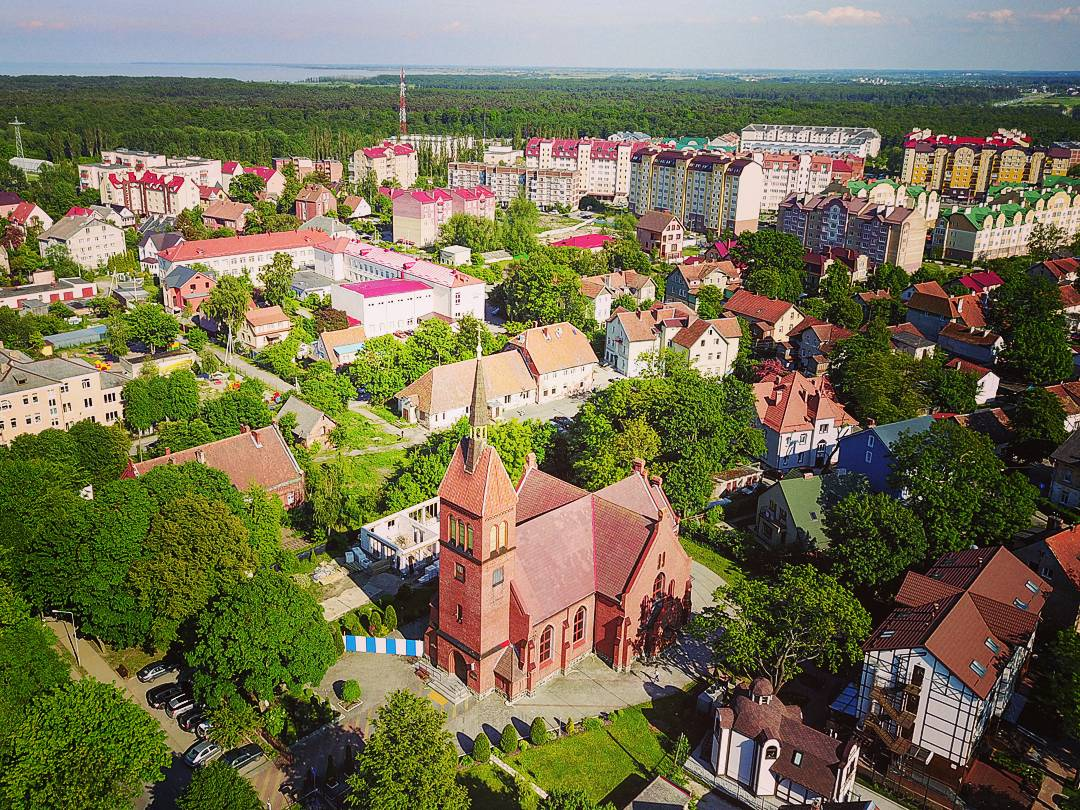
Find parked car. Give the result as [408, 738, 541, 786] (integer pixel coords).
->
[177, 710, 205, 732]
[183, 740, 222, 768]
[146, 683, 185, 710]
[166, 693, 196, 718]
[223, 744, 263, 772]
[195, 719, 214, 741]
[136, 662, 176, 683]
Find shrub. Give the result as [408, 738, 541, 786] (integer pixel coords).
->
[262, 706, 286, 737]
[340, 611, 363, 636]
[383, 604, 398, 634]
[472, 732, 491, 763]
[583, 717, 603, 732]
[500, 723, 519, 754]
[530, 716, 549, 746]
[341, 680, 361, 704]
[564, 717, 576, 736]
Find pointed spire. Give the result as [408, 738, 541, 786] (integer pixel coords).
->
[465, 339, 490, 472]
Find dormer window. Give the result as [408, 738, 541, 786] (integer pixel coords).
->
[792, 751, 803, 767]
[970, 660, 987, 677]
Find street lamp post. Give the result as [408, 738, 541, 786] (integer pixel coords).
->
[50, 609, 80, 667]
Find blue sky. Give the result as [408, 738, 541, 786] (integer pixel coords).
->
[3, 1, 1080, 71]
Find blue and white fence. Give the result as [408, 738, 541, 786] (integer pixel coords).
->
[343, 635, 424, 657]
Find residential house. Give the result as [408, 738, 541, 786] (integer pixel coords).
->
[313, 238, 486, 322]
[888, 323, 937, 360]
[138, 231, 184, 266]
[704, 238, 739, 261]
[1060, 284, 1080, 331]
[755, 473, 861, 550]
[803, 247, 868, 294]
[936, 324, 1004, 365]
[1015, 525, 1080, 629]
[1030, 257, 1079, 285]
[636, 210, 684, 261]
[784, 318, 853, 376]
[856, 547, 1049, 793]
[955, 270, 1004, 303]
[124, 424, 305, 508]
[1048, 431, 1080, 510]
[201, 200, 252, 232]
[579, 277, 614, 325]
[330, 279, 434, 337]
[290, 270, 335, 300]
[1046, 381, 1080, 432]
[710, 677, 860, 805]
[396, 351, 536, 429]
[439, 245, 471, 267]
[604, 302, 696, 378]
[944, 357, 999, 404]
[904, 281, 986, 340]
[855, 290, 893, 322]
[944, 408, 1013, 452]
[294, 184, 335, 221]
[664, 261, 738, 308]
[349, 141, 418, 187]
[508, 323, 599, 403]
[198, 184, 227, 206]
[237, 306, 292, 352]
[667, 317, 742, 377]
[221, 163, 285, 198]
[423, 374, 692, 697]
[583, 270, 657, 306]
[299, 215, 353, 238]
[549, 233, 614, 252]
[162, 266, 215, 315]
[722, 290, 804, 347]
[272, 156, 344, 184]
[0, 348, 125, 443]
[752, 370, 857, 470]
[157, 230, 332, 282]
[340, 194, 372, 219]
[316, 324, 367, 369]
[1, 197, 53, 232]
[0, 271, 97, 311]
[274, 396, 337, 449]
[836, 416, 935, 495]
[38, 215, 127, 271]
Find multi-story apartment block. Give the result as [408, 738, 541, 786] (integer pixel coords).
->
[157, 230, 333, 281]
[313, 238, 486, 322]
[753, 152, 864, 212]
[739, 124, 882, 158]
[38, 215, 127, 271]
[271, 156, 344, 184]
[856, 547, 1048, 793]
[386, 186, 496, 247]
[1048, 141, 1080, 176]
[901, 129, 1051, 198]
[524, 138, 649, 204]
[778, 193, 927, 273]
[79, 150, 221, 193]
[932, 185, 1080, 261]
[629, 150, 763, 235]
[0, 349, 125, 443]
[99, 171, 201, 219]
[847, 178, 941, 225]
[349, 141, 418, 187]
[446, 162, 578, 209]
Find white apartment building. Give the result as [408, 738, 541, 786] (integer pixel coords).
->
[739, 124, 882, 158]
[98, 171, 201, 219]
[79, 149, 222, 192]
[349, 141, 418, 187]
[524, 138, 648, 204]
[629, 150, 763, 235]
[313, 238, 486, 322]
[447, 162, 579, 209]
[156, 230, 333, 282]
[754, 152, 837, 212]
[848, 178, 942, 224]
[329, 279, 435, 337]
[0, 349, 126, 443]
[38, 215, 127, 271]
[855, 547, 1048, 792]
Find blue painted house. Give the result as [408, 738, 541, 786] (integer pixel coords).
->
[836, 415, 935, 495]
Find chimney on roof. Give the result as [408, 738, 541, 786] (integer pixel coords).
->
[650, 474, 663, 488]
[240, 424, 250, 434]
[164, 447, 171, 457]
[631, 459, 647, 476]
[525, 452, 537, 470]
[195, 450, 205, 464]
[251, 430, 263, 449]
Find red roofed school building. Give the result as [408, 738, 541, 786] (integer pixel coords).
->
[123, 424, 305, 508]
[709, 677, 861, 805]
[854, 547, 1049, 794]
[424, 356, 692, 698]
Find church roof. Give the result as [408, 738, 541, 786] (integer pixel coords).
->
[438, 442, 517, 518]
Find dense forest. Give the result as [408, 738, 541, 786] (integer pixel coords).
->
[2, 74, 1080, 167]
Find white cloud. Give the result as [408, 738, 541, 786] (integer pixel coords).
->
[15, 19, 69, 30]
[784, 5, 886, 25]
[441, 20, 468, 33]
[1031, 6, 1080, 21]
[966, 8, 1017, 23]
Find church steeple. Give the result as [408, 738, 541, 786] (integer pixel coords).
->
[465, 340, 490, 472]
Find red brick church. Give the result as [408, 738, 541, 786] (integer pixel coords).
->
[424, 354, 693, 699]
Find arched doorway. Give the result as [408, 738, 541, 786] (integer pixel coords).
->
[452, 651, 469, 685]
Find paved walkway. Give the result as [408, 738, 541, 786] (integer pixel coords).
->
[347, 402, 427, 446]
[208, 344, 295, 391]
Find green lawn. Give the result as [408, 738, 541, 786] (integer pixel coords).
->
[680, 535, 744, 588]
[331, 411, 397, 451]
[508, 691, 699, 807]
[341, 449, 406, 492]
[1015, 94, 1080, 108]
[366, 403, 408, 428]
[458, 762, 521, 810]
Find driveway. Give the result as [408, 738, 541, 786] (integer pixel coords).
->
[207, 345, 294, 392]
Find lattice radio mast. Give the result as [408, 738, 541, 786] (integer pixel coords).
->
[399, 68, 408, 136]
[9, 118, 25, 159]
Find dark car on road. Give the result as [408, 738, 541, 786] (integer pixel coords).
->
[223, 743, 263, 772]
[146, 683, 184, 710]
[165, 692, 196, 718]
[136, 662, 176, 683]
[177, 710, 205, 732]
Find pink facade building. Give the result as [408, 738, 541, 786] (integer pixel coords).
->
[387, 186, 496, 247]
[100, 171, 200, 218]
[221, 162, 286, 198]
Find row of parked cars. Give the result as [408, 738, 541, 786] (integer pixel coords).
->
[138, 662, 263, 772]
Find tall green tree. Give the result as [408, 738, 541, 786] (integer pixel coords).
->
[177, 760, 262, 810]
[228, 172, 266, 205]
[1011, 387, 1067, 461]
[124, 303, 180, 351]
[500, 195, 539, 256]
[824, 492, 929, 590]
[690, 564, 871, 689]
[1041, 629, 1080, 740]
[258, 252, 296, 307]
[500, 253, 593, 330]
[1027, 221, 1068, 262]
[347, 690, 468, 810]
[989, 275, 1072, 385]
[1, 679, 170, 810]
[187, 571, 337, 707]
[203, 275, 253, 363]
[66, 419, 131, 487]
[695, 284, 724, 319]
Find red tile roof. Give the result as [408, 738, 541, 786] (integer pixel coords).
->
[944, 357, 991, 377]
[958, 271, 1003, 294]
[159, 230, 331, 263]
[723, 290, 797, 325]
[753, 370, 856, 433]
[1043, 526, 1080, 590]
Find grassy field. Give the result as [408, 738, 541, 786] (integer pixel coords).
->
[331, 411, 397, 451]
[341, 449, 406, 492]
[99, 643, 158, 678]
[508, 690, 699, 807]
[1015, 94, 1080, 108]
[458, 762, 521, 810]
[679, 535, 744, 588]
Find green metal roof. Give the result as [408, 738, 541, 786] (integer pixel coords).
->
[773, 474, 862, 550]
